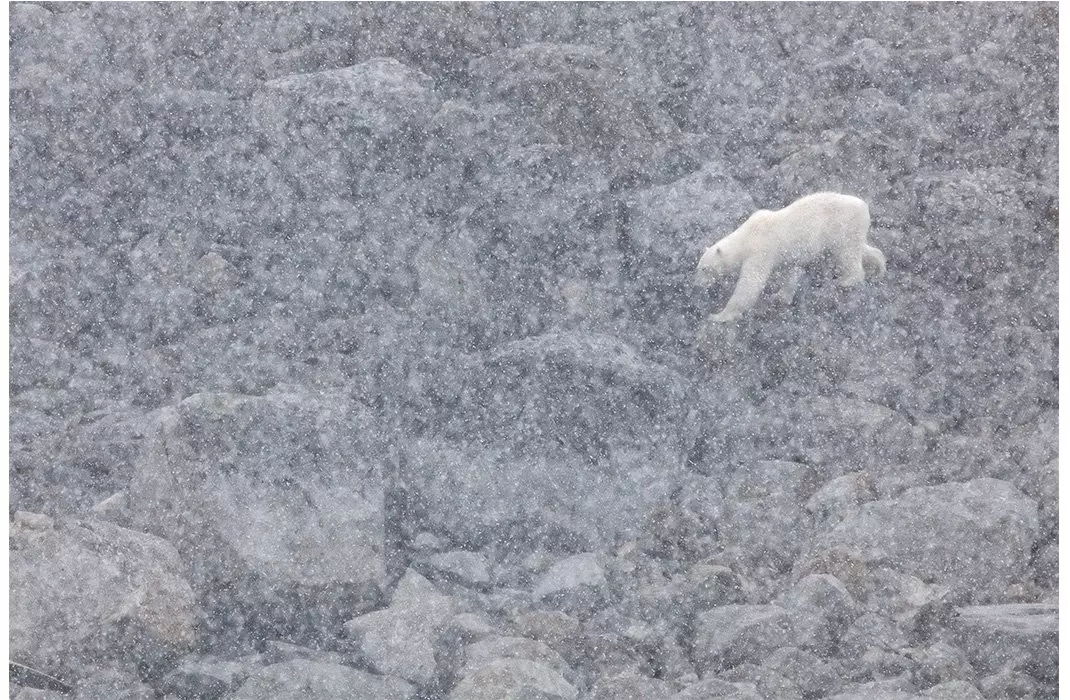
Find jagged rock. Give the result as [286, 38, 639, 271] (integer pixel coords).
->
[918, 680, 985, 699]
[128, 391, 387, 643]
[512, 610, 581, 650]
[839, 613, 909, 658]
[719, 460, 825, 575]
[461, 636, 573, 682]
[469, 42, 674, 157]
[909, 642, 975, 689]
[9, 515, 195, 684]
[159, 655, 260, 700]
[630, 161, 755, 279]
[258, 56, 438, 131]
[448, 658, 578, 700]
[755, 646, 841, 699]
[681, 564, 748, 610]
[802, 478, 1038, 602]
[587, 670, 675, 700]
[805, 472, 879, 528]
[534, 553, 607, 598]
[776, 574, 859, 655]
[672, 678, 762, 699]
[533, 553, 608, 617]
[404, 436, 681, 551]
[951, 604, 1057, 684]
[344, 570, 456, 688]
[976, 670, 1041, 699]
[418, 550, 492, 588]
[72, 668, 155, 700]
[229, 659, 415, 700]
[691, 605, 797, 676]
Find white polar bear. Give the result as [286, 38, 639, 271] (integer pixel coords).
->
[695, 192, 885, 322]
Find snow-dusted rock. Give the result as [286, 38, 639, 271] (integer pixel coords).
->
[671, 677, 762, 699]
[418, 550, 492, 588]
[691, 604, 797, 675]
[343, 570, 455, 687]
[448, 658, 578, 700]
[918, 680, 985, 699]
[952, 604, 1057, 684]
[10, 515, 196, 683]
[229, 659, 415, 700]
[776, 574, 859, 655]
[802, 478, 1038, 602]
[128, 391, 387, 640]
[587, 670, 675, 700]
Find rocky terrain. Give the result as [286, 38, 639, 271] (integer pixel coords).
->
[9, 3, 1058, 699]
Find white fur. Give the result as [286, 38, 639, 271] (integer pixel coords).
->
[695, 192, 885, 322]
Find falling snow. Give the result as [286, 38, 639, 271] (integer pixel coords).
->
[9, 3, 1057, 699]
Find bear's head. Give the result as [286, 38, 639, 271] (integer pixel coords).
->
[694, 243, 731, 287]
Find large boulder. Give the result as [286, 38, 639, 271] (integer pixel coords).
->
[9, 512, 196, 684]
[690, 605, 798, 676]
[229, 659, 415, 700]
[344, 570, 456, 688]
[128, 390, 387, 643]
[252, 57, 440, 198]
[951, 604, 1057, 686]
[801, 478, 1038, 602]
[401, 438, 679, 552]
[469, 42, 674, 157]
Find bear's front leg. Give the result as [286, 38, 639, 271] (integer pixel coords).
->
[711, 261, 771, 322]
[773, 266, 804, 305]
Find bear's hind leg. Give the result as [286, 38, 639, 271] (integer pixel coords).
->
[834, 247, 866, 287]
[863, 244, 886, 278]
[773, 266, 804, 305]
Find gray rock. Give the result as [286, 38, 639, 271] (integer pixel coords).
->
[755, 396, 921, 471]
[10, 515, 196, 683]
[512, 610, 581, 650]
[73, 668, 155, 700]
[229, 659, 415, 700]
[344, 570, 456, 688]
[917, 680, 984, 699]
[128, 391, 387, 641]
[671, 678, 762, 699]
[469, 42, 673, 157]
[682, 564, 748, 611]
[159, 655, 260, 700]
[976, 670, 1042, 699]
[777, 574, 859, 655]
[403, 438, 680, 552]
[534, 553, 607, 599]
[12, 688, 69, 700]
[839, 613, 910, 658]
[461, 636, 572, 680]
[587, 670, 675, 700]
[755, 647, 841, 699]
[691, 605, 797, 676]
[909, 641, 975, 688]
[719, 461, 825, 576]
[631, 161, 755, 278]
[448, 658, 578, 700]
[803, 479, 1038, 602]
[951, 604, 1057, 683]
[420, 550, 492, 588]
[805, 472, 879, 528]
[252, 58, 439, 198]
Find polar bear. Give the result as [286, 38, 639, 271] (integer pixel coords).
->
[695, 192, 885, 322]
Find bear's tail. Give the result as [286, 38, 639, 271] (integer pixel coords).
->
[863, 244, 886, 279]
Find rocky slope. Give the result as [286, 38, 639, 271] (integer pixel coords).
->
[9, 4, 1058, 699]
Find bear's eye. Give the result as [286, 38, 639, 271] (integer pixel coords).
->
[715, 247, 723, 256]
